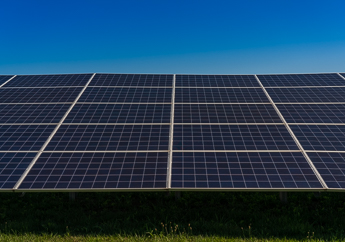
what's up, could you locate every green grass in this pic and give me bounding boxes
[0,192,345,241]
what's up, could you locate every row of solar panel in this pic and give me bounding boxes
[4,86,345,103]
[1,103,345,124]
[0,124,344,151]
[1,73,345,87]
[1,151,345,190]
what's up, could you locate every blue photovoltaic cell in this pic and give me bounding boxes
[18,152,168,190]
[340,73,345,79]
[267,87,345,103]
[277,104,345,123]
[175,75,260,87]
[0,75,13,86]
[290,125,345,151]
[171,152,322,189]
[78,87,172,103]
[258,73,345,87]
[173,125,298,150]
[308,152,345,188]
[0,153,36,189]
[3,74,92,87]
[64,104,171,123]
[0,104,70,123]
[0,125,55,151]
[45,125,170,151]
[0,87,83,103]
[175,88,269,103]
[174,104,282,123]
[89,74,173,87]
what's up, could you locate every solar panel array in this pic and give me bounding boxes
[1,73,345,192]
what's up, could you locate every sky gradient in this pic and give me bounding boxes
[1,0,345,74]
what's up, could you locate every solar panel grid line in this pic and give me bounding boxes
[0,103,73,105]
[12,73,97,190]
[265,86,345,88]
[61,123,171,125]
[174,123,284,125]
[172,150,301,152]
[175,87,262,89]
[0,123,58,125]
[276,103,345,104]
[1,86,84,89]
[306,151,345,153]
[289,124,345,126]
[88,86,171,88]
[337,73,345,81]
[0,75,16,88]
[255,75,329,189]
[40,150,169,153]
[167,74,176,189]
[176,103,271,104]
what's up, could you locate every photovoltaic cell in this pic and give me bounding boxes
[291,125,345,151]
[0,153,36,189]
[0,104,70,123]
[89,74,173,87]
[174,104,282,123]
[45,125,170,151]
[171,152,322,189]
[0,125,55,151]
[258,73,345,87]
[173,125,298,150]
[267,87,345,103]
[18,152,168,189]
[78,87,172,103]
[175,75,260,87]
[64,104,171,124]
[277,104,345,123]
[0,75,14,86]
[340,73,345,79]
[175,88,269,103]
[308,152,345,188]
[3,74,92,87]
[0,87,83,103]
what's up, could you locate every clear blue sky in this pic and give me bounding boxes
[1,0,345,75]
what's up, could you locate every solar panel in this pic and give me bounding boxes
[0,75,14,86]
[18,152,168,190]
[78,87,172,103]
[340,73,345,79]
[175,75,260,87]
[308,152,345,189]
[0,125,55,151]
[44,125,170,151]
[290,125,345,151]
[0,87,83,103]
[171,152,323,189]
[3,74,93,87]
[173,125,298,150]
[267,87,345,103]
[89,74,173,87]
[174,104,282,123]
[277,104,345,123]
[258,73,345,87]
[0,104,70,123]
[64,104,171,124]
[0,153,36,189]
[175,88,269,103]
[3,72,345,193]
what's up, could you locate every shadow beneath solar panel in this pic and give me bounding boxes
[0,191,344,239]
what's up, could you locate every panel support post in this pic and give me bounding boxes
[175,191,181,201]
[69,192,76,202]
[279,192,287,204]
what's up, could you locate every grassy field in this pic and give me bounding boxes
[0,191,344,241]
